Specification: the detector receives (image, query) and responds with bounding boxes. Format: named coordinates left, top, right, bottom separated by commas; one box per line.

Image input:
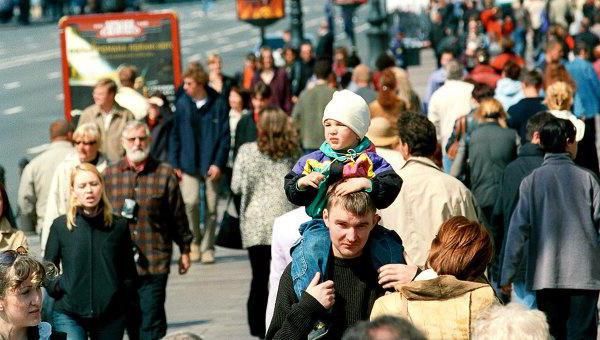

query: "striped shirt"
left=104, top=157, right=192, bottom=275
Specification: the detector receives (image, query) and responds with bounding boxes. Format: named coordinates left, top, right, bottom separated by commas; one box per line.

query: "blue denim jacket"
left=290, top=219, right=405, bottom=299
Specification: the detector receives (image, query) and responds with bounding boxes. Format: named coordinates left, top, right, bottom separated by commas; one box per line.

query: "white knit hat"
left=322, top=90, right=371, bottom=139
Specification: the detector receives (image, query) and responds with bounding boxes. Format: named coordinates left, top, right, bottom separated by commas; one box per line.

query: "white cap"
left=548, top=110, right=585, bottom=142
left=322, top=90, right=371, bottom=139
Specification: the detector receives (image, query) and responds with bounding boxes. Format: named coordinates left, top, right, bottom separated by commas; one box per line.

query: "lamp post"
left=366, top=0, right=388, bottom=68
left=290, top=0, right=304, bottom=48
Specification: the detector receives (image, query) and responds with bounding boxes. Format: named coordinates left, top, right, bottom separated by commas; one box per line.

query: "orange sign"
left=237, top=0, right=285, bottom=22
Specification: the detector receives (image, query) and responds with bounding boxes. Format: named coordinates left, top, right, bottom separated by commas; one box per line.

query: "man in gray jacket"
left=501, top=116, right=600, bottom=340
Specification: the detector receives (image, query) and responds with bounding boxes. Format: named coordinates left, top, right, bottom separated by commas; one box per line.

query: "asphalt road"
left=0, top=0, right=373, bottom=202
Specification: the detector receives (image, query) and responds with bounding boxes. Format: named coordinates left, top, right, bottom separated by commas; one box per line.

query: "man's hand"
left=297, top=172, right=325, bottom=190
left=500, top=283, right=512, bottom=295
left=207, top=165, right=221, bottom=182
left=178, top=253, right=191, bottom=275
left=333, top=178, right=372, bottom=196
left=173, top=168, right=183, bottom=181
left=378, top=264, right=419, bottom=289
left=305, top=272, right=335, bottom=309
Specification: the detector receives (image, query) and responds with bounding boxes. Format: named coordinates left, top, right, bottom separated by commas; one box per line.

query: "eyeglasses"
left=124, top=136, right=149, bottom=143
left=0, top=247, right=27, bottom=266
left=74, top=141, right=97, bottom=146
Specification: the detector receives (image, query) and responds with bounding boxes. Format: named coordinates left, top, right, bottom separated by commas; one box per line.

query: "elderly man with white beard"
left=103, top=121, right=193, bottom=340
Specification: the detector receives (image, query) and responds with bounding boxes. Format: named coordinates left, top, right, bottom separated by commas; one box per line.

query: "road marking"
left=3, top=82, right=21, bottom=90
left=47, top=72, right=61, bottom=80
left=3, top=106, right=24, bottom=115
left=56, top=93, right=64, bottom=101
left=0, top=49, right=59, bottom=71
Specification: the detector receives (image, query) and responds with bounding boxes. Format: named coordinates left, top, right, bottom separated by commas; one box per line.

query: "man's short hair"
left=472, top=83, right=495, bottom=103
left=182, top=66, right=208, bottom=86
left=49, top=120, right=70, bottom=139
left=539, top=117, right=577, bottom=153
left=342, top=315, right=426, bottom=340
left=314, top=59, right=333, bottom=80
left=574, top=41, right=589, bottom=56
left=525, top=111, right=555, bottom=141
left=472, top=303, right=550, bottom=340
left=521, top=70, right=543, bottom=88
left=503, top=61, right=522, bottom=80
left=95, top=78, right=118, bottom=94
left=252, top=81, right=272, bottom=99
left=352, top=64, right=371, bottom=83
left=397, top=112, right=437, bottom=157
left=118, top=65, right=137, bottom=88
left=375, top=53, right=396, bottom=71
left=445, top=60, right=464, bottom=80
left=122, top=120, right=150, bottom=138
left=326, top=182, right=376, bottom=217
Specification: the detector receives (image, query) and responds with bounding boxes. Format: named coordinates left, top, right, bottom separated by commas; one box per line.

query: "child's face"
left=324, top=119, right=359, bottom=151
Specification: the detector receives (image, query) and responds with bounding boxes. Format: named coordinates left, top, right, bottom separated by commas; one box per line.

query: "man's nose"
left=346, top=228, right=357, bottom=242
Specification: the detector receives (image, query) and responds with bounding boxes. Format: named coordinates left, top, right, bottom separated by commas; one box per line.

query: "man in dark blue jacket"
left=169, top=66, right=229, bottom=264
left=492, top=111, right=554, bottom=306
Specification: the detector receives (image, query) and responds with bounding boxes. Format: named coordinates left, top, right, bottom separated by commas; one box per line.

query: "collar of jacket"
left=91, top=104, right=124, bottom=118
left=518, top=143, right=544, bottom=157
left=543, top=153, right=574, bottom=165
left=117, top=156, right=159, bottom=174
left=395, top=275, right=489, bottom=301
left=402, top=156, right=440, bottom=171
left=185, top=85, right=218, bottom=109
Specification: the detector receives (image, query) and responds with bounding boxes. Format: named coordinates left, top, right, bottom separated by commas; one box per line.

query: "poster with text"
left=59, top=12, right=182, bottom=120
left=237, top=0, right=285, bottom=24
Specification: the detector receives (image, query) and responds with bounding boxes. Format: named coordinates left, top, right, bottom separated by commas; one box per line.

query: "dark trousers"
left=247, top=245, right=271, bottom=338
left=536, top=289, right=599, bottom=340
left=127, top=274, right=169, bottom=340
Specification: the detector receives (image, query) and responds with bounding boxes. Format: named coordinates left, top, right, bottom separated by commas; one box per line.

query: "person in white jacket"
left=40, top=123, right=108, bottom=255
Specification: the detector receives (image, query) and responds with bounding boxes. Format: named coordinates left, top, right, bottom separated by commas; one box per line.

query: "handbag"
left=447, top=115, right=467, bottom=161
left=215, top=195, right=243, bottom=249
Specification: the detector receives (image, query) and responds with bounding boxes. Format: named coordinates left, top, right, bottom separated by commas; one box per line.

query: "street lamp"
left=366, top=0, right=388, bottom=68
left=290, top=0, right=304, bottom=48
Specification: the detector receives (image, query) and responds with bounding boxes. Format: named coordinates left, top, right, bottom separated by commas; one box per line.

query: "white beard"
left=125, top=147, right=150, bottom=163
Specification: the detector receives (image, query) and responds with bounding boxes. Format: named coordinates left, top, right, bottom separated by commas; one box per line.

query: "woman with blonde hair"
left=369, top=69, right=407, bottom=134
left=391, top=67, right=422, bottom=113
left=0, top=250, right=65, bottom=339
left=544, top=81, right=597, bottom=174
left=469, top=98, right=517, bottom=227
left=231, top=107, right=299, bottom=338
left=44, top=163, right=137, bottom=339
left=41, top=122, right=108, bottom=255
left=370, top=216, right=499, bottom=339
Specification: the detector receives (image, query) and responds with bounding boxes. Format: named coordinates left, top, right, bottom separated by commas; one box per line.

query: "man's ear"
left=373, top=213, right=381, bottom=227
left=322, top=209, right=329, bottom=227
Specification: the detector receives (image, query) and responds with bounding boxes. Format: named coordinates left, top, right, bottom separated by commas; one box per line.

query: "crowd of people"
left=1, top=0, right=600, bottom=338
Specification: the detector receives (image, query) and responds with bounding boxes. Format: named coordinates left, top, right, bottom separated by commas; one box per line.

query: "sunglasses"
left=0, top=247, right=27, bottom=266
left=74, top=141, right=97, bottom=146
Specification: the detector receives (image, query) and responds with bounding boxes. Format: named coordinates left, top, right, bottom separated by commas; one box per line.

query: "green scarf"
left=305, top=137, right=373, bottom=218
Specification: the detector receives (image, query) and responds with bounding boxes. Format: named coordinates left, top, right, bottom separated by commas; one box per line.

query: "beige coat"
left=370, top=275, right=498, bottom=339
left=0, top=218, right=28, bottom=251
left=379, top=157, right=479, bottom=267
left=78, top=103, right=134, bottom=163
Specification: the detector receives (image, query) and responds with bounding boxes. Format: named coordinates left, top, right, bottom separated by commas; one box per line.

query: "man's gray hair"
left=122, top=120, right=151, bottom=138
left=471, top=303, right=550, bottom=340
left=342, top=316, right=426, bottom=340
left=445, top=60, right=464, bottom=81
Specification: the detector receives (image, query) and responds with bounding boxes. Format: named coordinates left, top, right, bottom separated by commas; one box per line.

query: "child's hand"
left=333, top=178, right=372, bottom=196
left=297, top=172, right=325, bottom=190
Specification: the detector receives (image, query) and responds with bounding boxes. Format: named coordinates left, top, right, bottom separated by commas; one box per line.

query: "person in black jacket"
left=491, top=111, right=554, bottom=307
left=44, top=163, right=137, bottom=340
